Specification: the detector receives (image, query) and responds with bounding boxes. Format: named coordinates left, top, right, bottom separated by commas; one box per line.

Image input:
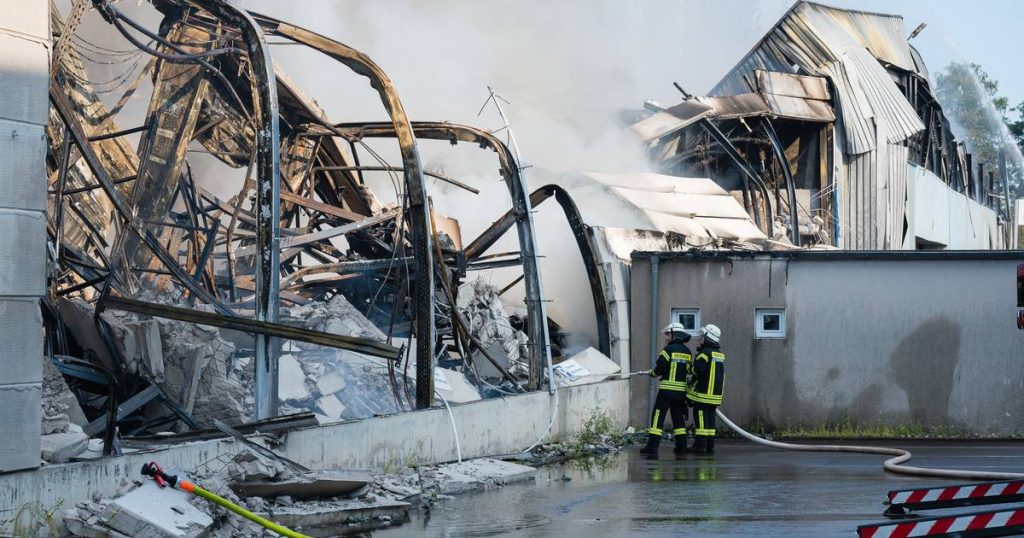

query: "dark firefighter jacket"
left=688, top=341, right=725, bottom=406
left=649, top=337, right=692, bottom=397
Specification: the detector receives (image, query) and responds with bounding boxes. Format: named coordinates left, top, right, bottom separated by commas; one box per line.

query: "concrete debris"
left=282, top=294, right=386, bottom=341
left=433, top=367, right=482, bottom=404
left=276, top=347, right=402, bottom=422
left=315, top=394, right=345, bottom=421
left=232, top=469, right=371, bottom=499
left=42, top=356, right=88, bottom=431
left=124, top=319, right=165, bottom=382
left=278, top=353, right=310, bottom=402
left=315, top=371, right=346, bottom=395
left=421, top=458, right=536, bottom=495
left=103, top=480, right=213, bottom=538
left=463, top=279, right=530, bottom=380
left=226, top=449, right=292, bottom=483
left=553, top=346, right=621, bottom=387
left=40, top=431, right=89, bottom=463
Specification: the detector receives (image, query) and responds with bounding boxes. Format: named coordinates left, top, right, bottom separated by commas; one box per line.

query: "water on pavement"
left=371, top=440, right=1024, bottom=537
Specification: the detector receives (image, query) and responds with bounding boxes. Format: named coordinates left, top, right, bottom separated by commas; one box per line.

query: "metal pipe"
left=698, top=118, right=774, bottom=233
left=761, top=118, right=801, bottom=246
left=648, top=255, right=660, bottom=418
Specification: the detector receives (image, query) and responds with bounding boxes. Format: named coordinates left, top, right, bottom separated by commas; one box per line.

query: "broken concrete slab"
left=256, top=497, right=410, bottom=536
left=427, top=458, right=536, bottom=495
left=316, top=394, right=345, bottom=419
left=278, top=353, right=309, bottom=401
left=231, top=470, right=371, bottom=500
left=553, top=346, right=621, bottom=387
left=40, top=431, right=88, bottom=463
left=103, top=480, right=213, bottom=538
left=316, top=371, right=346, bottom=395
left=433, top=368, right=482, bottom=404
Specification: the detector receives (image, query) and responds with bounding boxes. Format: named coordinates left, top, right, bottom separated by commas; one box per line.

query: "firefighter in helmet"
left=640, top=322, right=692, bottom=455
left=688, top=324, right=725, bottom=453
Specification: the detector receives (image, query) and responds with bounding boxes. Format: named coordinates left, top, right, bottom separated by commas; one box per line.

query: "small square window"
left=755, top=308, right=786, bottom=339
left=670, top=307, right=701, bottom=335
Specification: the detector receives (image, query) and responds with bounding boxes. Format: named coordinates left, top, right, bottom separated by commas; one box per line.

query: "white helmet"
left=701, top=324, right=721, bottom=343
left=662, top=322, right=687, bottom=334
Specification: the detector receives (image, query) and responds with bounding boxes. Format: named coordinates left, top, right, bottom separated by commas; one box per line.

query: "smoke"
left=231, top=0, right=791, bottom=346
left=65, top=0, right=790, bottom=346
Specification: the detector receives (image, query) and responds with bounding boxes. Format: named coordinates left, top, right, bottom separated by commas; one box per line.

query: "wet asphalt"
left=371, top=440, right=1024, bottom=537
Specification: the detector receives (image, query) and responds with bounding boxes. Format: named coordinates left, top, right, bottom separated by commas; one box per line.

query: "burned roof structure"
left=43, top=0, right=613, bottom=454
left=633, top=0, right=1009, bottom=250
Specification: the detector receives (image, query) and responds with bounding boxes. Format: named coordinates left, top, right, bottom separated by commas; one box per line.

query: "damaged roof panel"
left=575, top=172, right=767, bottom=245
left=710, top=0, right=924, bottom=155
left=630, top=100, right=714, bottom=142
left=755, top=70, right=835, bottom=122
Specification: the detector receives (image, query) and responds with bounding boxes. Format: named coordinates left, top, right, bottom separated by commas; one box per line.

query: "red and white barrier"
left=858, top=507, right=1024, bottom=537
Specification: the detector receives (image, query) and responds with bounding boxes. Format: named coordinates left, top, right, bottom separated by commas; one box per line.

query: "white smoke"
left=233, top=0, right=791, bottom=345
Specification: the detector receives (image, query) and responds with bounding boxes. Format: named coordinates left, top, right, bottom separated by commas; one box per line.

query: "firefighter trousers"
left=692, top=402, right=717, bottom=438
left=647, top=390, right=689, bottom=437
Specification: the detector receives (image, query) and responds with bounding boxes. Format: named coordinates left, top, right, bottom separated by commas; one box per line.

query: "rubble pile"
left=61, top=445, right=537, bottom=537
left=276, top=295, right=403, bottom=422
left=462, top=279, right=530, bottom=380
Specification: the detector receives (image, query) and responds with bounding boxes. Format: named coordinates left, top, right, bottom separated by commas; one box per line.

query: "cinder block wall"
left=0, top=1, right=49, bottom=472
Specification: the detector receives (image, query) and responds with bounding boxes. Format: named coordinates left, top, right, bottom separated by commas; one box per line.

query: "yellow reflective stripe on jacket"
left=687, top=349, right=724, bottom=405
left=658, top=380, right=688, bottom=392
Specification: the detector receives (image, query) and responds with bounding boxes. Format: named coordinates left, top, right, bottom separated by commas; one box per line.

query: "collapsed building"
left=628, top=0, right=1011, bottom=251
left=25, top=0, right=625, bottom=470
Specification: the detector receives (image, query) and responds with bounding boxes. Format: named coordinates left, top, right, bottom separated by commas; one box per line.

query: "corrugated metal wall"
left=838, top=118, right=910, bottom=250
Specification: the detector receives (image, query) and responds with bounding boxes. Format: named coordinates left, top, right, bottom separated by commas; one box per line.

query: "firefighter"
left=687, top=324, right=725, bottom=453
left=640, top=322, right=692, bottom=455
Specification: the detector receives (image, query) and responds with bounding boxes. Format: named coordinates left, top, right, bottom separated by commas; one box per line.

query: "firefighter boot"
left=640, top=434, right=661, bottom=455
left=705, top=436, right=715, bottom=453
left=673, top=434, right=688, bottom=454
left=692, top=436, right=708, bottom=454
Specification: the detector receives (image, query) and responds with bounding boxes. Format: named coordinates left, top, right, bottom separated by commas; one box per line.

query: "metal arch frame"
left=248, top=15, right=438, bottom=408
left=333, top=122, right=610, bottom=386
left=333, top=121, right=552, bottom=390
left=181, top=0, right=283, bottom=419
left=462, top=183, right=611, bottom=359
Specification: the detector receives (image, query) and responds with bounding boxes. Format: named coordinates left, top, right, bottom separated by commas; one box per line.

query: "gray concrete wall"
left=0, top=0, right=49, bottom=473
left=630, top=253, right=1024, bottom=435
left=0, top=379, right=629, bottom=530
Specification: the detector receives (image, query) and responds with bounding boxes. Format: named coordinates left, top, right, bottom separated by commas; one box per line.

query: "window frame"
left=755, top=308, right=786, bottom=339
left=669, top=307, right=701, bottom=335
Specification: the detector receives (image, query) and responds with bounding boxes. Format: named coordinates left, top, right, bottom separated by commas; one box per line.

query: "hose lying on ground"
left=716, top=410, right=1024, bottom=481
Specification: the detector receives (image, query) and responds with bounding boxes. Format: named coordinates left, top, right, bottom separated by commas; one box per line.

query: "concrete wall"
left=0, top=0, right=49, bottom=473
left=630, top=253, right=1024, bottom=435
left=0, top=379, right=629, bottom=530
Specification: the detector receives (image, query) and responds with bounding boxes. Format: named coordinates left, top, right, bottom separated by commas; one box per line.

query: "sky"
left=822, top=0, right=1024, bottom=106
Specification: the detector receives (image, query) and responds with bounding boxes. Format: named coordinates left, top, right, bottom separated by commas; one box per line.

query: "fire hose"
left=141, top=462, right=311, bottom=538
left=715, top=410, right=1024, bottom=481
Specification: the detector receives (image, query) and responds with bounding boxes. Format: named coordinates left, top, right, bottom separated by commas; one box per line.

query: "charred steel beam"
left=697, top=117, right=775, bottom=234
left=760, top=118, right=801, bottom=246
left=256, top=19, right=436, bottom=409
left=464, top=184, right=611, bottom=357
left=50, top=79, right=234, bottom=315
left=104, top=295, right=401, bottom=360
left=86, top=124, right=149, bottom=142
left=336, top=121, right=553, bottom=390
left=312, top=165, right=480, bottom=195
left=191, top=0, right=283, bottom=419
